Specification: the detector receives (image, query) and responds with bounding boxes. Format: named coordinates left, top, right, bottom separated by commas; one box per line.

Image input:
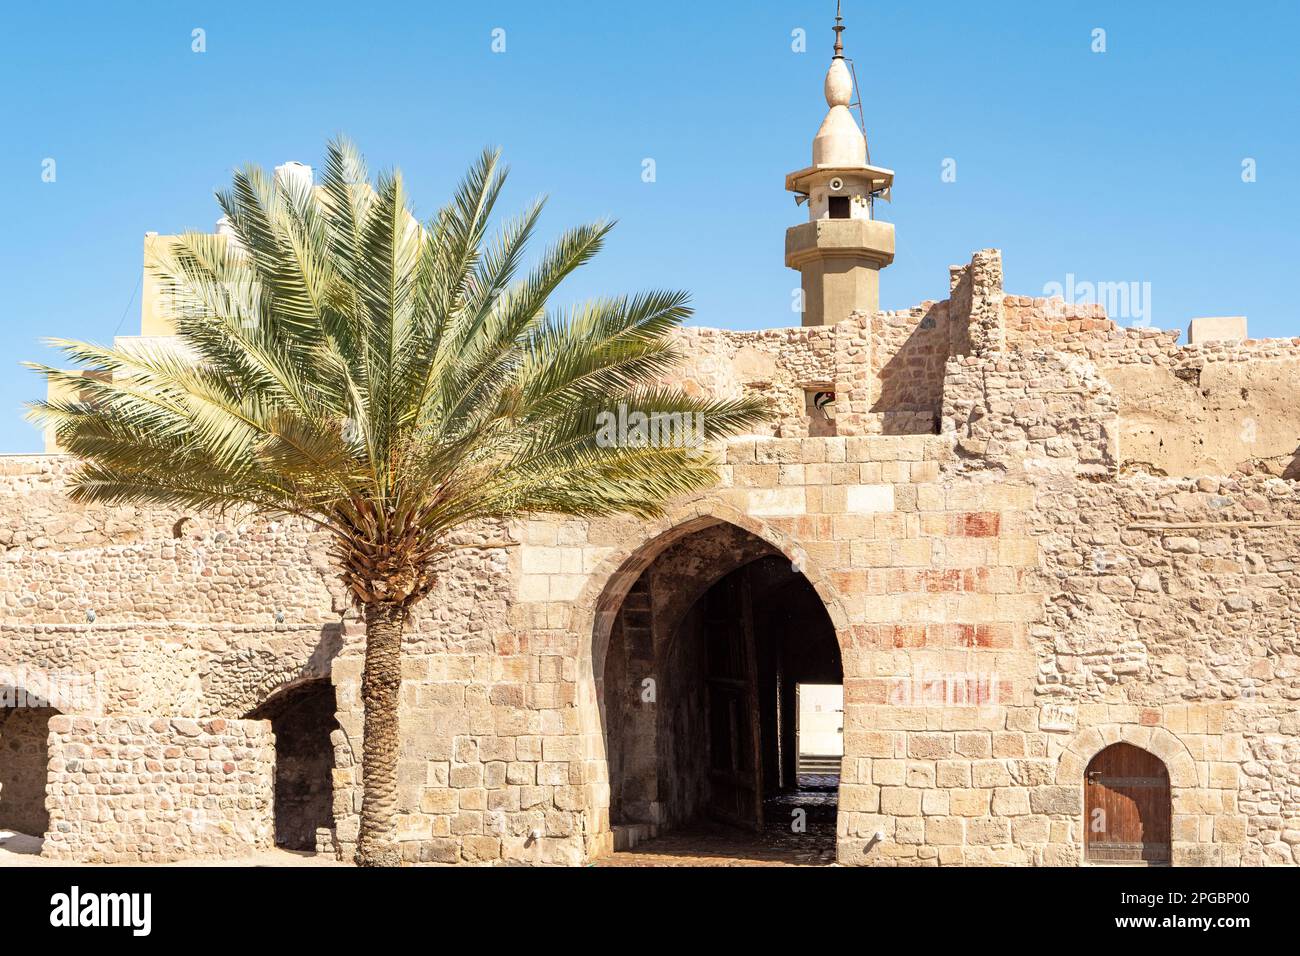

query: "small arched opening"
left=246, top=679, right=339, bottom=852
left=0, top=691, right=60, bottom=840
left=1084, top=742, right=1172, bottom=865
left=599, top=519, right=843, bottom=863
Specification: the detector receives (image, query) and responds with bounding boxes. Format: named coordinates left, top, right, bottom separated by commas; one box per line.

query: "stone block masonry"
left=41, top=716, right=274, bottom=863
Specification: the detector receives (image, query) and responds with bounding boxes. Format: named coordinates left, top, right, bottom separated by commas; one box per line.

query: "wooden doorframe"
left=703, top=568, right=764, bottom=831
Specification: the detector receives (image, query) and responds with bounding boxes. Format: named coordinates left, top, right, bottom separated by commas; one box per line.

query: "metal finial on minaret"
left=833, top=1, right=845, bottom=59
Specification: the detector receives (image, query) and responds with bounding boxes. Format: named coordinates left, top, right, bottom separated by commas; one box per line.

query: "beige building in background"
left=6, top=19, right=1300, bottom=867
left=797, top=684, right=844, bottom=767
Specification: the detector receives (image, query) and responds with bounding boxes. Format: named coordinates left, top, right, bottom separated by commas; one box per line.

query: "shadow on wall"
left=205, top=624, right=344, bottom=720
left=1285, top=450, right=1300, bottom=480
left=1243, top=441, right=1300, bottom=480
left=0, top=698, right=61, bottom=838
left=871, top=302, right=949, bottom=435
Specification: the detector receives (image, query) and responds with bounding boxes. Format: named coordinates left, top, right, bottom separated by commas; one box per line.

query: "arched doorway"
left=1084, top=742, right=1171, bottom=865
left=0, top=696, right=60, bottom=838
left=599, top=521, right=843, bottom=864
left=246, top=680, right=339, bottom=852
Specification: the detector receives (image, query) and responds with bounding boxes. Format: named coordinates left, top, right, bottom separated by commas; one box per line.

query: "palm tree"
left=25, top=139, right=768, bottom=866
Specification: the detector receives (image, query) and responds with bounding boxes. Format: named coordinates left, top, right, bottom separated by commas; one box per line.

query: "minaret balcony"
left=784, top=218, right=895, bottom=271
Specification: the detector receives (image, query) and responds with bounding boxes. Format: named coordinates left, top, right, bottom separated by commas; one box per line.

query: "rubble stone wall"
left=1005, top=297, right=1300, bottom=478
left=942, top=349, right=1119, bottom=478
left=42, top=715, right=274, bottom=863
left=1031, top=472, right=1300, bottom=864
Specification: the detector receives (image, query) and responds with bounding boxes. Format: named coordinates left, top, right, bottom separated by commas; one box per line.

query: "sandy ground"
left=0, top=830, right=344, bottom=867
left=4, top=781, right=838, bottom=867
left=598, top=779, right=840, bottom=867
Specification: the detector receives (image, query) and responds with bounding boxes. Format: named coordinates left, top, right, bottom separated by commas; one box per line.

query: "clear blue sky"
left=1, top=1, right=1297, bottom=452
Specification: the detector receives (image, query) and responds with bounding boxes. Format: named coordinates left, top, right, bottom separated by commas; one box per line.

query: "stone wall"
left=835, top=248, right=1008, bottom=437
left=662, top=325, right=835, bottom=439
left=942, top=349, right=1119, bottom=477
left=949, top=249, right=1006, bottom=356
left=5, top=243, right=1300, bottom=867
left=1029, top=471, right=1300, bottom=864
left=0, top=455, right=345, bottom=718
left=861, top=301, right=951, bottom=435
left=1005, top=296, right=1300, bottom=478
left=656, top=248, right=1017, bottom=441
left=42, top=715, right=274, bottom=863
left=9, top=419, right=1298, bottom=866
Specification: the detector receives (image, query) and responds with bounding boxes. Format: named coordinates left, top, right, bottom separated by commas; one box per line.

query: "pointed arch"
left=572, top=497, right=849, bottom=860
left=571, top=497, right=851, bottom=680
left=1055, top=723, right=1196, bottom=789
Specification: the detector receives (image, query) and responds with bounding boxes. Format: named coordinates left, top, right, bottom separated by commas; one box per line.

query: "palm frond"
left=26, top=139, right=776, bottom=608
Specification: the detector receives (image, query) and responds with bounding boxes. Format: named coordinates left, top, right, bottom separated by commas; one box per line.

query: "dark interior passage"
left=0, top=703, right=60, bottom=837
left=601, top=524, right=842, bottom=863
left=247, top=680, right=339, bottom=851
left=750, top=558, right=843, bottom=798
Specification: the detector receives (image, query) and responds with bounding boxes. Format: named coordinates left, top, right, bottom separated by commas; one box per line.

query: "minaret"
left=785, top=3, right=895, bottom=326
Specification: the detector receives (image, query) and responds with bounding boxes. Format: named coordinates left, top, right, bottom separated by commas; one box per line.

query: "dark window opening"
left=828, top=195, right=851, bottom=219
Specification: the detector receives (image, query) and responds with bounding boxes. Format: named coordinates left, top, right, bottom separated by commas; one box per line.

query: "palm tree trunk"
left=355, top=600, right=406, bottom=866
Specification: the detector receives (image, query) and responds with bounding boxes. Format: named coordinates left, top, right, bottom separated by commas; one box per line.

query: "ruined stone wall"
left=664, top=325, right=835, bottom=438
left=42, top=715, right=274, bottom=863
left=4, top=435, right=1299, bottom=866
left=833, top=248, right=1009, bottom=438
left=621, top=249, right=1017, bottom=442
left=6, top=243, right=1300, bottom=867
left=0, top=455, right=345, bottom=718
left=0, top=455, right=510, bottom=861
left=1004, top=296, right=1134, bottom=354
left=1104, top=353, right=1300, bottom=480
left=859, top=302, right=951, bottom=435
left=941, top=349, right=1119, bottom=478
left=1004, top=297, right=1300, bottom=478
left=949, top=249, right=1006, bottom=356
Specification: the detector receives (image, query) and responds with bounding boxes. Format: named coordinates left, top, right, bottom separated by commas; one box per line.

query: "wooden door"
left=703, top=570, right=763, bottom=830
left=1084, top=742, right=1171, bottom=864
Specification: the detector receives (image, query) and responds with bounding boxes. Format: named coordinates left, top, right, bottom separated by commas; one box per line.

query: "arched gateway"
left=580, top=514, right=848, bottom=863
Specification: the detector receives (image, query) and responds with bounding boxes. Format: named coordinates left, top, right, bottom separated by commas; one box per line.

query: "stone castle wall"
left=4, top=247, right=1300, bottom=865
left=942, top=349, right=1119, bottom=477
